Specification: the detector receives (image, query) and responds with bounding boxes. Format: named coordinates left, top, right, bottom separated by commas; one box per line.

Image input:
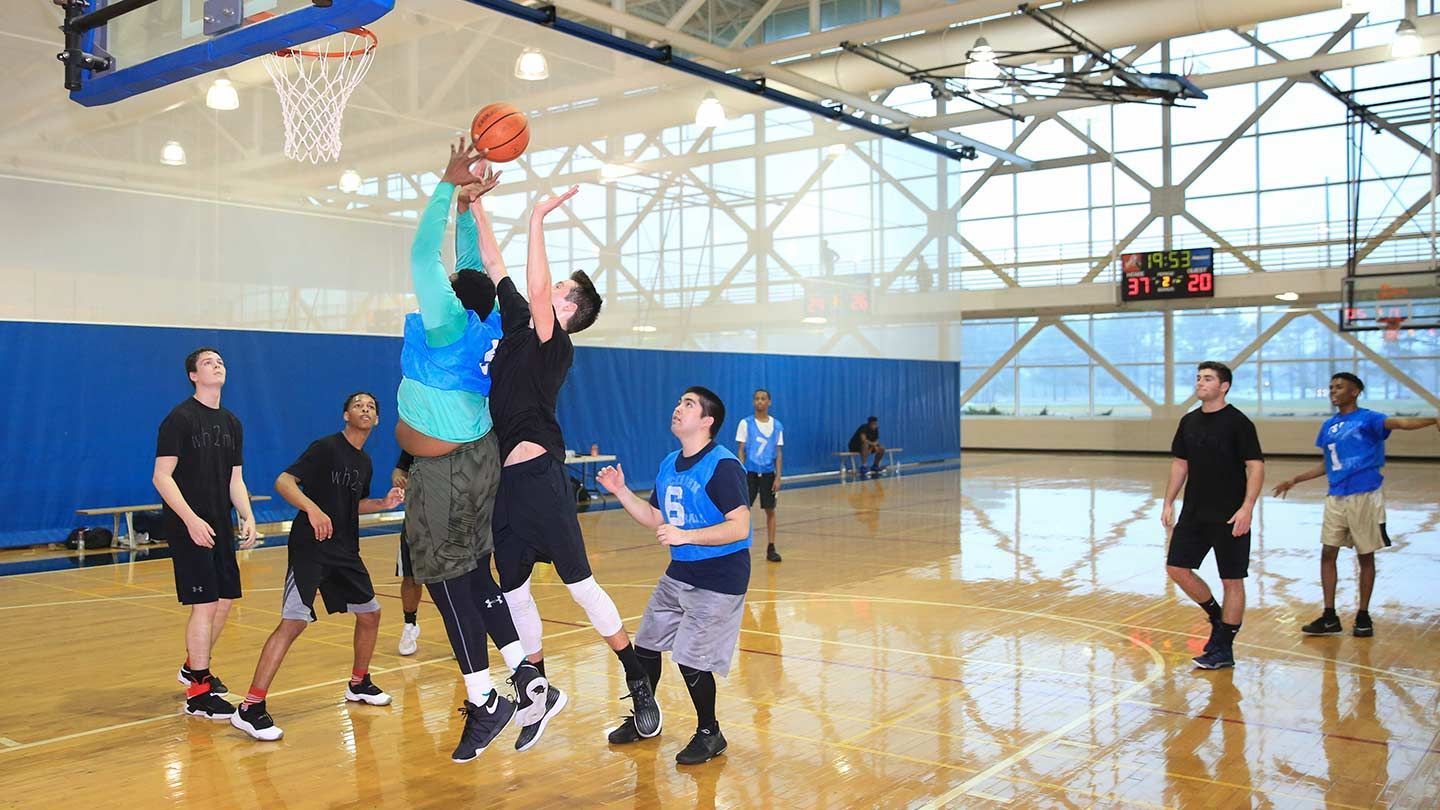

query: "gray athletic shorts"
left=634, top=574, right=746, bottom=676
left=402, top=431, right=500, bottom=584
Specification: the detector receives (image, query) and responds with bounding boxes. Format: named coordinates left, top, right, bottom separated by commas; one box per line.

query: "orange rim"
left=244, top=11, right=379, bottom=59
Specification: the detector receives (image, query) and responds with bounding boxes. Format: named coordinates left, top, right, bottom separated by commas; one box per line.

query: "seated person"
left=848, top=416, right=886, bottom=475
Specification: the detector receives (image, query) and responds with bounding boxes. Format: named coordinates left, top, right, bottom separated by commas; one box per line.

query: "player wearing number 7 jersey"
left=1272, top=372, right=1439, bottom=638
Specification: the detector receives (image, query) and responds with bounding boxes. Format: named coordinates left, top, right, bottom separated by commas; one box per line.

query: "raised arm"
left=527, top=185, right=580, bottom=343
left=597, top=464, right=664, bottom=529
left=1384, top=415, right=1439, bottom=431
left=410, top=139, right=481, bottom=347
left=455, top=163, right=502, bottom=274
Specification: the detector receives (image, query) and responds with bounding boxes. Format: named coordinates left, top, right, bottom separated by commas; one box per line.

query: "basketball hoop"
left=262, top=25, right=378, bottom=164
left=1380, top=315, right=1407, bottom=342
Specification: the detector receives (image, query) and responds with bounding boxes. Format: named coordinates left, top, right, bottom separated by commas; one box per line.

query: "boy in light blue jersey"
left=597, top=387, right=751, bottom=766
left=736, top=388, right=783, bottom=563
left=396, top=140, right=546, bottom=764
left=1273, top=372, right=1438, bottom=638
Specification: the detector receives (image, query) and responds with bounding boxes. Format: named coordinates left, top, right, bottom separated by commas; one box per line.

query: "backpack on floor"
left=64, top=527, right=114, bottom=550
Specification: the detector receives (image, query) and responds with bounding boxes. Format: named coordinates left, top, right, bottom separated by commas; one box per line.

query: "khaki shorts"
left=1321, top=489, right=1391, bottom=554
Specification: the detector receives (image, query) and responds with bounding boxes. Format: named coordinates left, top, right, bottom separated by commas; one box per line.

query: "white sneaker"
left=398, top=622, right=420, bottom=656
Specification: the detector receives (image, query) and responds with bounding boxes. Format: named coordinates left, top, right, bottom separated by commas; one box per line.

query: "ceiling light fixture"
left=1392, top=18, right=1423, bottom=59
left=205, top=78, right=239, bottom=111
left=631, top=324, right=658, bottom=333
left=339, top=169, right=362, bottom=193
left=160, top=140, right=187, bottom=166
left=801, top=316, right=828, bottom=325
left=514, top=48, right=549, bottom=81
left=694, top=93, right=726, bottom=129
left=1274, top=292, right=1300, bottom=302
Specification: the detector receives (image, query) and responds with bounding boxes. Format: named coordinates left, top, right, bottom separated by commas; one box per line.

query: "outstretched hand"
left=531, top=185, right=580, bottom=222
left=442, top=137, right=488, bottom=186
left=596, top=463, right=625, bottom=494
left=1271, top=479, right=1294, bottom=499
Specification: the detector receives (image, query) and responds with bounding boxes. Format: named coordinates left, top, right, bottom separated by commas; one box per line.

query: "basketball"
left=470, top=102, right=529, bottom=163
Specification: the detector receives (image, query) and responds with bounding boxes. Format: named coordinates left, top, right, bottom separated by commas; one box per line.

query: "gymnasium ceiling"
left=0, top=0, right=1421, bottom=219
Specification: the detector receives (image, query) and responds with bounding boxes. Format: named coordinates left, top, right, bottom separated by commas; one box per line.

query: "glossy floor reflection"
left=0, top=453, right=1436, bottom=808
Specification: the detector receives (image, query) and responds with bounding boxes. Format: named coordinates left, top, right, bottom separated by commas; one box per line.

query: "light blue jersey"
left=655, top=444, right=752, bottom=563
left=739, top=415, right=782, bottom=473
left=1316, top=408, right=1390, bottom=496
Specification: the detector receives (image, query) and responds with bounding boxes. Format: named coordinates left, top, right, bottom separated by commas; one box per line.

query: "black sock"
left=532, top=658, right=546, bottom=678
left=1220, top=622, right=1241, bottom=647
left=637, top=645, right=663, bottom=688
left=403, top=611, right=417, bottom=625
left=1198, top=597, right=1222, bottom=623
left=679, top=664, right=717, bottom=731
left=1356, top=610, right=1371, bottom=621
left=615, top=644, right=646, bottom=682
left=1323, top=607, right=1338, bottom=619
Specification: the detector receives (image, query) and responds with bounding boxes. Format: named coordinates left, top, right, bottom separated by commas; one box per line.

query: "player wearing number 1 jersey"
left=1271, top=372, right=1438, bottom=638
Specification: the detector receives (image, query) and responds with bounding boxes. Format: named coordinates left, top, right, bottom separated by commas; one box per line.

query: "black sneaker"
left=178, top=665, right=228, bottom=697
left=515, top=685, right=568, bottom=752
left=345, top=674, right=392, bottom=706
left=451, top=692, right=516, bottom=764
left=766, top=546, right=783, bottom=563
left=607, top=715, right=644, bottom=745
left=508, top=662, right=549, bottom=727
left=675, top=726, right=727, bottom=765
left=1301, top=614, right=1343, bottom=636
left=184, top=689, right=235, bottom=721
left=230, top=700, right=283, bottom=740
left=1353, top=613, right=1374, bottom=638
left=625, top=676, right=662, bottom=738
left=1192, top=647, right=1236, bottom=670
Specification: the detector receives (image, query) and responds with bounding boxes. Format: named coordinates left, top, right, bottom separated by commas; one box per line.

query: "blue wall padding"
left=0, top=321, right=959, bottom=547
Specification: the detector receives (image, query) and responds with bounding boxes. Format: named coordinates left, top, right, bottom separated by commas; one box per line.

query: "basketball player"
left=398, top=140, right=545, bottom=763
left=1272, top=372, right=1438, bottom=637
left=848, top=416, right=886, bottom=476
left=468, top=186, right=658, bottom=751
left=597, top=387, right=752, bottom=765
left=1162, top=362, right=1264, bottom=670
left=153, top=347, right=259, bottom=720
left=391, top=450, right=423, bottom=655
left=230, top=392, right=405, bottom=740
left=735, top=388, right=783, bottom=563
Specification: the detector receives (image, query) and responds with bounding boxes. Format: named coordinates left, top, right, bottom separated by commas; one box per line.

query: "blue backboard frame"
left=69, top=0, right=394, bottom=107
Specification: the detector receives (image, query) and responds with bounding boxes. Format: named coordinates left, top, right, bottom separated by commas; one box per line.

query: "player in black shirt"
left=849, top=416, right=886, bottom=476
left=469, top=187, right=659, bottom=751
left=153, top=347, right=259, bottom=721
left=1162, top=362, right=1265, bottom=670
left=229, top=392, right=404, bottom=741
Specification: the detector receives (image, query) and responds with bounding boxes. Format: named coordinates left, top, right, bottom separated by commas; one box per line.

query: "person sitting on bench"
left=848, top=417, right=886, bottom=476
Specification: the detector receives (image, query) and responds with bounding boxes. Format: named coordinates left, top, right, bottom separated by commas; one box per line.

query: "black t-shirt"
left=647, top=442, right=751, bottom=595
left=1171, top=404, right=1264, bottom=523
left=156, top=397, right=243, bottom=536
left=850, top=423, right=878, bottom=445
left=284, top=433, right=373, bottom=563
left=489, top=277, right=573, bottom=462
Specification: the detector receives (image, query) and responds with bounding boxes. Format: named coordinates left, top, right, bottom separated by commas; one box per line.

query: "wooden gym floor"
left=0, top=452, right=1436, bottom=808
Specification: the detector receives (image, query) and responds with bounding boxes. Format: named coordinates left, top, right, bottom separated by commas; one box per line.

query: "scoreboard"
left=1120, top=248, right=1215, bottom=302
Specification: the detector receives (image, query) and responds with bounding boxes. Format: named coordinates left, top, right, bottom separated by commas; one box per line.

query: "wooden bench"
left=75, top=495, right=272, bottom=551
left=835, top=448, right=904, bottom=480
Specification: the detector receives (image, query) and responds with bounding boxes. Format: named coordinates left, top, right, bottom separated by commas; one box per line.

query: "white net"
left=262, top=29, right=377, bottom=164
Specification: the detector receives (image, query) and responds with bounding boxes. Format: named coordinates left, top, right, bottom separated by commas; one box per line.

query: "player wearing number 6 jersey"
left=1272, top=372, right=1439, bottom=638
left=597, top=387, right=751, bottom=766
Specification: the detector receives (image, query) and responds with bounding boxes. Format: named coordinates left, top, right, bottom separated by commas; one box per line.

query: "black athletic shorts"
left=395, top=527, right=414, bottom=579
left=493, top=454, right=591, bottom=590
left=1167, top=520, right=1251, bottom=580
left=747, top=472, right=777, bottom=510
left=167, top=520, right=241, bottom=605
left=283, top=555, right=378, bottom=622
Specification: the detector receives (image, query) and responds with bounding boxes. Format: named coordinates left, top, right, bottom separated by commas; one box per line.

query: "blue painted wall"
left=0, top=321, right=960, bottom=547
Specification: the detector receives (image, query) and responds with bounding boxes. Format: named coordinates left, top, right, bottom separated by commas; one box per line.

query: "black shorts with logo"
left=493, top=454, right=591, bottom=590
left=1167, top=520, right=1251, bottom=580
left=167, top=516, right=242, bottom=604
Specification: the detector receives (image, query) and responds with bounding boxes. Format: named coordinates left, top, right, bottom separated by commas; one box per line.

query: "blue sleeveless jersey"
left=655, top=444, right=751, bottom=562
left=741, top=415, right=782, bottom=473
left=401, top=309, right=502, bottom=395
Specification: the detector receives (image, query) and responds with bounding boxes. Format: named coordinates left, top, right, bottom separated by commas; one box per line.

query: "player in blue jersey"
left=736, top=388, right=783, bottom=563
left=597, top=387, right=752, bottom=766
left=1272, top=372, right=1438, bottom=637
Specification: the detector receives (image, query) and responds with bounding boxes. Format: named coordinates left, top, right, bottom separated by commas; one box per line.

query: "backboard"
left=61, top=0, right=393, bottom=106
left=1341, top=269, right=1440, bottom=333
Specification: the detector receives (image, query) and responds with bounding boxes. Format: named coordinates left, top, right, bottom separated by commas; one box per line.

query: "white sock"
left=498, top=640, right=525, bottom=672
left=462, top=670, right=494, bottom=706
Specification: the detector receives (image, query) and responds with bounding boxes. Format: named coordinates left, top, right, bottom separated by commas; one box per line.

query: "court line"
left=0, top=614, right=639, bottom=755
left=0, top=737, right=19, bottom=748
left=0, top=588, right=283, bottom=612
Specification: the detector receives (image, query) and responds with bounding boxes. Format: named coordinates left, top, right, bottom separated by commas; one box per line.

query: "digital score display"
left=1120, top=248, right=1215, bottom=302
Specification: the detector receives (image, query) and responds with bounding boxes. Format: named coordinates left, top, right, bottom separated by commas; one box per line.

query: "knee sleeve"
left=566, top=576, right=624, bottom=637
left=503, top=577, right=545, bottom=656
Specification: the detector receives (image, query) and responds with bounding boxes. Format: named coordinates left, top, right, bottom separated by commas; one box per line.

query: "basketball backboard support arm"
left=59, top=0, right=392, bottom=106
